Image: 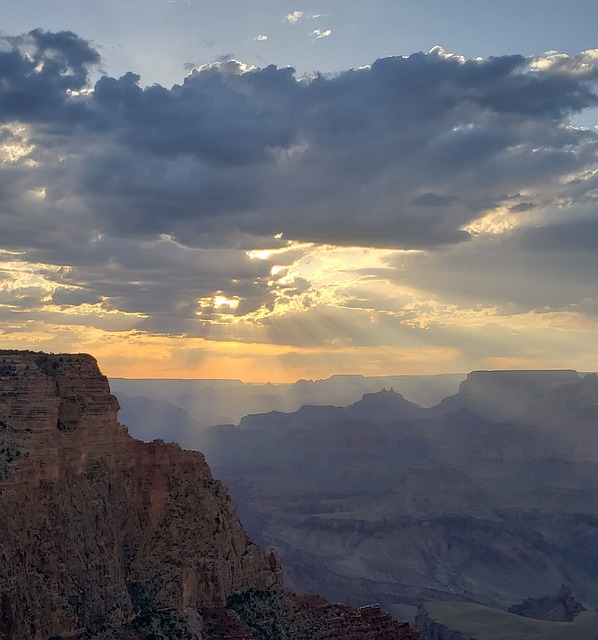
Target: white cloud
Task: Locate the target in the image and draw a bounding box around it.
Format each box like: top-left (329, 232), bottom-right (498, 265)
top-left (255, 34), bottom-right (268, 42)
top-left (312, 28), bottom-right (332, 41)
top-left (285, 11), bottom-right (303, 24)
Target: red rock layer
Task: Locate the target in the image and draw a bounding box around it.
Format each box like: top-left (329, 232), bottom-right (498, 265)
top-left (0, 351), bottom-right (280, 640)
top-left (290, 597), bottom-right (420, 640)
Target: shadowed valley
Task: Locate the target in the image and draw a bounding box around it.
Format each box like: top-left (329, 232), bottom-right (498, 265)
top-left (118, 369), bottom-right (598, 637)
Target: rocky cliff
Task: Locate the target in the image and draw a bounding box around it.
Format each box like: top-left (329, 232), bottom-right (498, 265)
top-left (0, 350), bottom-right (418, 640)
top-left (507, 585), bottom-right (586, 622)
top-left (431, 369), bottom-right (581, 421)
top-left (195, 373), bottom-right (598, 616)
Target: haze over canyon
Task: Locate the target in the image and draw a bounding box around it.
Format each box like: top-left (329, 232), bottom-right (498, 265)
top-left (116, 366), bottom-right (598, 638)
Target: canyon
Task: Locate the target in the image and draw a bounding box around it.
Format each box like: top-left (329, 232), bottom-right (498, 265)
top-left (0, 350), bottom-right (418, 640)
top-left (13, 351), bottom-right (595, 638)
top-left (135, 369), bottom-right (598, 633)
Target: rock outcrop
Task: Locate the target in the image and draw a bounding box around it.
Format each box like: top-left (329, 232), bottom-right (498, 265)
top-left (0, 350), bottom-right (418, 640)
top-left (433, 369), bottom-right (580, 421)
top-left (415, 607), bottom-right (471, 640)
top-left (195, 370), bottom-right (598, 615)
top-left (228, 593), bottom-right (419, 640)
top-left (507, 585), bottom-right (586, 622)
top-left (431, 369), bottom-right (581, 420)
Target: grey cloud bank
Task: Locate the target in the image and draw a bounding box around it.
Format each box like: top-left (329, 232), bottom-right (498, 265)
top-left (1, 29), bottom-right (598, 336)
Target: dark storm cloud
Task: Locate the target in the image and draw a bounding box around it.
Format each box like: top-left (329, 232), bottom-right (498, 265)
top-left (2, 30), bottom-right (598, 330)
top-left (2, 33), bottom-right (598, 249)
top-left (92, 67), bottom-right (297, 164)
top-left (0, 29), bottom-right (99, 123)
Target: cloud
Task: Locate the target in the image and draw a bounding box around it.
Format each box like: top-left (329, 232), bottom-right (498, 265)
top-left (311, 28), bottom-right (332, 41)
top-left (255, 35), bottom-right (268, 42)
top-left (284, 11), bottom-right (325, 24)
top-left (285, 11), bottom-right (303, 24)
top-left (3, 30), bottom-right (598, 345)
top-left (0, 232), bottom-right (293, 336)
top-left (4, 31), bottom-right (598, 254)
top-left (387, 217), bottom-right (598, 318)
top-left (0, 29), bottom-right (100, 123)
top-left (410, 193), bottom-right (458, 208)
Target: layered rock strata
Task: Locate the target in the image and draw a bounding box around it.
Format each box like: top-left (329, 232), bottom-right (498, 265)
top-left (0, 351), bottom-right (281, 639)
top-left (0, 350), bottom-right (417, 640)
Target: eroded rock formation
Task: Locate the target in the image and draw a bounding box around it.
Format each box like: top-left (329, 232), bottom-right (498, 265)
top-left (0, 350), bottom-right (417, 640)
top-left (196, 374), bottom-right (598, 615)
top-left (507, 585), bottom-right (586, 622)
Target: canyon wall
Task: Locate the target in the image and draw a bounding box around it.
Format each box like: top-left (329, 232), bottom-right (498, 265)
top-left (0, 351), bottom-right (280, 638)
top-left (0, 351), bottom-right (417, 639)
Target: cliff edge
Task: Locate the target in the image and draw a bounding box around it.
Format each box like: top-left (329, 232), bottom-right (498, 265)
top-left (0, 350), bottom-right (417, 640)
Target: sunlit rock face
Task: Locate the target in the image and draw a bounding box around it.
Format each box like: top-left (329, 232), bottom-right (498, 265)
top-left (0, 350), bottom-right (280, 639)
top-left (0, 350), bottom-right (419, 640)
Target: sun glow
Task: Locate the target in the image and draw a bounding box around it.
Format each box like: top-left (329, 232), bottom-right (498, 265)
top-left (463, 207), bottom-right (519, 236)
top-left (213, 295), bottom-right (240, 310)
top-left (0, 259), bottom-right (61, 294)
top-left (3, 229), bottom-right (598, 381)
top-left (0, 122), bottom-right (34, 164)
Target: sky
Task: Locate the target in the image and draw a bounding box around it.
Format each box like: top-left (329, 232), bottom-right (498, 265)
top-left (1, 1), bottom-right (598, 381)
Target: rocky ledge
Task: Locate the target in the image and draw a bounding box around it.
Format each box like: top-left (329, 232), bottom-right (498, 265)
top-left (507, 585), bottom-right (586, 622)
top-left (0, 350), bottom-right (418, 640)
